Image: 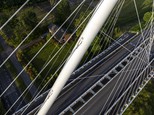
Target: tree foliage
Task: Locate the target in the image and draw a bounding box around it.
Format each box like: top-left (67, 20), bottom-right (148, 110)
top-left (74, 11), bottom-right (91, 37)
top-left (18, 9), bottom-right (38, 30)
top-left (1, 8), bottom-right (39, 47)
top-left (0, 0), bottom-right (48, 9)
top-left (114, 27), bottom-right (122, 38)
top-left (54, 0), bottom-right (71, 25)
top-left (143, 0), bottom-right (152, 7)
top-left (49, 0), bottom-right (56, 6)
top-left (143, 12), bottom-right (154, 23)
top-left (0, 13), bottom-right (9, 27)
top-left (124, 81), bottom-right (154, 115)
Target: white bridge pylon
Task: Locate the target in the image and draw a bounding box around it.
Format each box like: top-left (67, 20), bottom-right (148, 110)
top-left (37, 0), bottom-right (119, 114)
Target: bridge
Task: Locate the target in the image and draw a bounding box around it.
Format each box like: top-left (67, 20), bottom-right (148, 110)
top-left (13, 26), bottom-right (154, 115)
top-left (0, 0), bottom-right (154, 115)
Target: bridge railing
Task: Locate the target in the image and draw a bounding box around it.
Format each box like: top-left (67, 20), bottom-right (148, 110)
top-left (60, 34), bottom-right (152, 114)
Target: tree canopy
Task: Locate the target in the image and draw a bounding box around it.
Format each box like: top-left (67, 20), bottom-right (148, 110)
top-left (49, 0), bottom-right (56, 6)
top-left (18, 9), bottom-right (38, 30)
top-left (0, 0), bottom-right (48, 9)
top-left (74, 11), bottom-right (91, 37)
top-left (143, 12), bottom-right (154, 23)
top-left (54, 0), bottom-right (71, 25)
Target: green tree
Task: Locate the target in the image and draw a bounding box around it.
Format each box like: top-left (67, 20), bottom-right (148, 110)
top-left (114, 27), bottom-right (122, 38)
top-left (143, 0), bottom-right (152, 6)
top-left (9, 16), bottom-right (19, 28)
top-left (0, 14), bottom-right (8, 27)
top-left (18, 9), bottom-right (38, 30)
top-left (54, 0), bottom-right (71, 25)
top-left (0, 0), bottom-right (25, 9)
top-left (74, 11), bottom-right (91, 37)
top-left (16, 9), bottom-right (39, 42)
top-left (143, 12), bottom-right (154, 23)
top-left (49, 0), bottom-right (56, 5)
top-left (124, 81), bottom-right (154, 115)
top-left (91, 36), bottom-right (101, 54)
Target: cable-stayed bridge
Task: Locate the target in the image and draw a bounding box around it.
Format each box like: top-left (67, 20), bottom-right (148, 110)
top-left (0, 0), bottom-right (154, 115)
top-left (13, 27), bottom-right (154, 115)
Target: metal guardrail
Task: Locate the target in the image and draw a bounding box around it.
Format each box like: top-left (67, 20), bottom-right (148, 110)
top-left (14, 32), bottom-right (137, 115)
top-left (14, 30), bottom-right (152, 115)
top-left (60, 37), bottom-right (150, 114)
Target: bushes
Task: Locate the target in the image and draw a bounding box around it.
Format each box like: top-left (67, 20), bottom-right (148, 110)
top-left (16, 49), bottom-right (39, 81)
top-left (0, 0), bottom-right (48, 9)
top-left (124, 81), bottom-right (154, 115)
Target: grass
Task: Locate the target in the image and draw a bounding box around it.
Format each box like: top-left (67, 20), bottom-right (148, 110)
top-left (22, 0), bottom-right (153, 86)
top-left (0, 1), bottom-right (153, 114)
top-left (24, 38), bottom-right (76, 78)
top-left (9, 0), bottom-right (153, 103)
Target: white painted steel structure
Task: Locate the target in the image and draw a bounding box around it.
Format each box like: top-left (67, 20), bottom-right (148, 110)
top-left (37, 0), bottom-right (119, 114)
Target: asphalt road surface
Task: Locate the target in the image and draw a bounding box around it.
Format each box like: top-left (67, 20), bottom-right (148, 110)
top-left (0, 56), bottom-right (26, 114)
top-left (46, 30), bottom-right (152, 115)
top-left (0, 36), bottom-right (37, 97)
top-left (14, 28), bottom-right (153, 115)
top-left (14, 32), bottom-right (137, 115)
